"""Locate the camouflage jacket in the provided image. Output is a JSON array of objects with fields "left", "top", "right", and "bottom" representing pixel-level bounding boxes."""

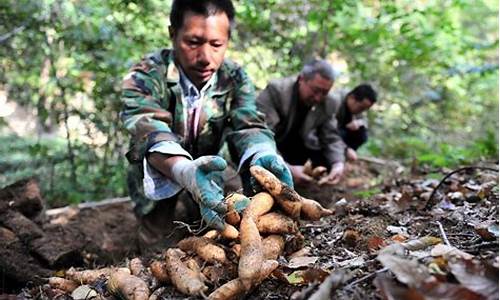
[
  {"left": 121, "top": 49, "right": 276, "bottom": 215},
  {"left": 256, "top": 75, "right": 346, "bottom": 166}
]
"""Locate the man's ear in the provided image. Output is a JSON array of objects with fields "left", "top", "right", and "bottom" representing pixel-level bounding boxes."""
[
  {"left": 168, "top": 26, "right": 175, "bottom": 40},
  {"left": 297, "top": 74, "right": 304, "bottom": 84}
]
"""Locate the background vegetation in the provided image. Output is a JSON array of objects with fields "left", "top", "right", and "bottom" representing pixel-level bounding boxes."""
[{"left": 0, "top": 0, "right": 498, "bottom": 206}]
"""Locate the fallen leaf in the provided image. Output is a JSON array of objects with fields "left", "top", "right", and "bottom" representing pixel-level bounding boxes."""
[
  {"left": 402, "top": 236, "right": 442, "bottom": 251},
  {"left": 377, "top": 250, "right": 432, "bottom": 287},
  {"left": 448, "top": 257, "right": 499, "bottom": 300},
  {"left": 419, "top": 279, "right": 487, "bottom": 300},
  {"left": 374, "top": 273, "right": 426, "bottom": 300},
  {"left": 391, "top": 233, "right": 409, "bottom": 243},
  {"left": 342, "top": 229, "right": 360, "bottom": 247},
  {"left": 71, "top": 285, "right": 98, "bottom": 300},
  {"left": 337, "top": 255, "right": 365, "bottom": 268},
  {"left": 367, "top": 236, "right": 386, "bottom": 253},
  {"left": 288, "top": 247, "right": 311, "bottom": 259},
  {"left": 285, "top": 268, "right": 329, "bottom": 285},
  {"left": 387, "top": 225, "right": 408, "bottom": 235},
  {"left": 287, "top": 256, "right": 319, "bottom": 269},
  {"left": 308, "top": 270, "right": 349, "bottom": 300},
  {"left": 375, "top": 272, "right": 485, "bottom": 300},
  {"left": 431, "top": 244, "right": 474, "bottom": 260},
  {"left": 475, "top": 222, "right": 499, "bottom": 241}
]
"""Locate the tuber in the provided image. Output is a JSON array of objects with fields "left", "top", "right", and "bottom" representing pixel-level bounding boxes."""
[
  {"left": 245, "top": 192, "right": 274, "bottom": 220},
  {"left": 238, "top": 213, "right": 264, "bottom": 289},
  {"left": 225, "top": 193, "right": 249, "bottom": 226},
  {"left": 48, "top": 277, "right": 78, "bottom": 292},
  {"left": 165, "top": 248, "right": 208, "bottom": 296},
  {"left": 300, "top": 198, "right": 333, "bottom": 220},
  {"left": 150, "top": 261, "right": 170, "bottom": 284},
  {"left": 65, "top": 267, "right": 130, "bottom": 284},
  {"left": 257, "top": 212, "right": 298, "bottom": 234},
  {"left": 208, "top": 259, "right": 278, "bottom": 300},
  {"left": 178, "top": 236, "right": 227, "bottom": 264},
  {"left": 250, "top": 166, "right": 302, "bottom": 218},
  {"left": 262, "top": 235, "right": 285, "bottom": 260},
  {"left": 107, "top": 269, "right": 150, "bottom": 300}
]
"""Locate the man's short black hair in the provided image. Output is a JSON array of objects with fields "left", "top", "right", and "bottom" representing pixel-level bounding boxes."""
[
  {"left": 349, "top": 84, "right": 377, "bottom": 103},
  {"left": 170, "top": 0, "right": 235, "bottom": 35}
]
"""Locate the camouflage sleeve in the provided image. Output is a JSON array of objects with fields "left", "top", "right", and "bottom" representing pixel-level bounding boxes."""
[
  {"left": 120, "top": 56, "right": 181, "bottom": 163},
  {"left": 225, "top": 66, "right": 277, "bottom": 165}
]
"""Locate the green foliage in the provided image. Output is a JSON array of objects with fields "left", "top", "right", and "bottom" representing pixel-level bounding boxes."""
[
  {"left": 364, "top": 131, "right": 499, "bottom": 168},
  {"left": 0, "top": 134, "right": 127, "bottom": 206},
  {"left": 0, "top": 0, "right": 497, "bottom": 205},
  {"left": 353, "top": 187, "right": 382, "bottom": 199}
]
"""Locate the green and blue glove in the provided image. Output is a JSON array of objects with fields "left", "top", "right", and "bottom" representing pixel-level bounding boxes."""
[
  {"left": 171, "top": 156, "right": 227, "bottom": 230},
  {"left": 250, "top": 152, "right": 293, "bottom": 190}
]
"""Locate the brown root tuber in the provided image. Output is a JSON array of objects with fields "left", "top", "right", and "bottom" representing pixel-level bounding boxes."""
[
  {"left": 107, "top": 270, "right": 150, "bottom": 300},
  {"left": 220, "top": 224, "right": 239, "bottom": 240},
  {"left": 225, "top": 193, "right": 248, "bottom": 226},
  {"left": 257, "top": 212, "right": 298, "bottom": 234},
  {"left": 164, "top": 248, "right": 208, "bottom": 296},
  {"left": 208, "top": 259, "right": 278, "bottom": 300},
  {"left": 65, "top": 267, "right": 130, "bottom": 284},
  {"left": 48, "top": 277, "right": 78, "bottom": 292},
  {"left": 300, "top": 198, "right": 333, "bottom": 220},
  {"left": 250, "top": 166, "right": 302, "bottom": 218},
  {"left": 262, "top": 235, "right": 285, "bottom": 260},
  {"left": 177, "top": 236, "right": 227, "bottom": 264},
  {"left": 150, "top": 261, "right": 170, "bottom": 284},
  {"left": 238, "top": 213, "right": 263, "bottom": 289},
  {"left": 245, "top": 192, "right": 274, "bottom": 220}
]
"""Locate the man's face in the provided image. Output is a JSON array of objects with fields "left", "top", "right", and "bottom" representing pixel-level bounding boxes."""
[
  {"left": 171, "top": 11, "right": 230, "bottom": 89},
  {"left": 346, "top": 95, "right": 373, "bottom": 114},
  {"left": 298, "top": 73, "right": 333, "bottom": 106}
]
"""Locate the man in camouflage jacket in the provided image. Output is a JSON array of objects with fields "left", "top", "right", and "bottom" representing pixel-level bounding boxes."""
[{"left": 121, "top": 0, "right": 291, "bottom": 251}]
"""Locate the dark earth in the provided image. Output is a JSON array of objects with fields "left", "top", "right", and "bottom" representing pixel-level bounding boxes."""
[{"left": 2, "top": 159, "right": 498, "bottom": 299}]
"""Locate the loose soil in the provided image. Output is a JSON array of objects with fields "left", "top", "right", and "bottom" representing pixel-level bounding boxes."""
[{"left": 3, "top": 160, "right": 499, "bottom": 299}]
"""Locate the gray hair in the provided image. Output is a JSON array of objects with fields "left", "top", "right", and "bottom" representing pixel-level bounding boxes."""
[{"left": 300, "top": 59, "right": 336, "bottom": 81}]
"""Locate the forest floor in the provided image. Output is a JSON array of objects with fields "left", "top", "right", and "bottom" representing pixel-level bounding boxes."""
[{"left": 6, "top": 159, "right": 499, "bottom": 299}]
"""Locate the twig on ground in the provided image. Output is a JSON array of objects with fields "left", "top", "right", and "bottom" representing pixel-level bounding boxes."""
[
  {"left": 436, "top": 221, "right": 451, "bottom": 246},
  {"left": 426, "top": 166, "right": 498, "bottom": 208},
  {"left": 461, "top": 241, "right": 499, "bottom": 252},
  {"left": 344, "top": 267, "right": 388, "bottom": 289},
  {"left": 308, "top": 269, "right": 349, "bottom": 300}
]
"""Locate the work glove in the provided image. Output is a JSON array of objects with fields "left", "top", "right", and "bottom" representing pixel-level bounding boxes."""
[
  {"left": 250, "top": 153, "right": 294, "bottom": 191},
  {"left": 171, "top": 156, "right": 227, "bottom": 230}
]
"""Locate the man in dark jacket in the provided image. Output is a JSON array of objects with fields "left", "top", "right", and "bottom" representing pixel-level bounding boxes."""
[
  {"left": 334, "top": 84, "right": 377, "bottom": 161},
  {"left": 256, "top": 60, "right": 346, "bottom": 186}
]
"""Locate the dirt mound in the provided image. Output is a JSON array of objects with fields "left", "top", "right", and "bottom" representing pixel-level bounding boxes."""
[{"left": 2, "top": 161, "right": 498, "bottom": 300}]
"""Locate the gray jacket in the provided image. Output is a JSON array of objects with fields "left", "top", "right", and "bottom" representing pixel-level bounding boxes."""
[{"left": 256, "top": 76, "right": 346, "bottom": 165}]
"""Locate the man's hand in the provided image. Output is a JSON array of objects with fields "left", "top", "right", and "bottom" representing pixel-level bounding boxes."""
[
  {"left": 251, "top": 153, "right": 293, "bottom": 189},
  {"left": 171, "top": 156, "right": 227, "bottom": 230},
  {"left": 346, "top": 147, "right": 358, "bottom": 161},
  {"left": 288, "top": 164, "right": 314, "bottom": 186},
  {"left": 346, "top": 119, "right": 362, "bottom": 131},
  {"left": 318, "top": 162, "right": 345, "bottom": 186}
]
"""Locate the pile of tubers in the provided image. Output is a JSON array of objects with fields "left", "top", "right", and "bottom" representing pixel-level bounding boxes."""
[{"left": 46, "top": 166, "right": 333, "bottom": 300}]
